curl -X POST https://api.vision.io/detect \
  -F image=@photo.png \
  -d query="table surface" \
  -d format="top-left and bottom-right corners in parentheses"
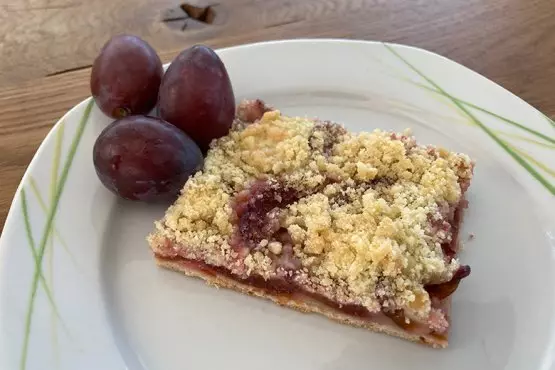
top-left (1, 0), bottom-right (555, 231)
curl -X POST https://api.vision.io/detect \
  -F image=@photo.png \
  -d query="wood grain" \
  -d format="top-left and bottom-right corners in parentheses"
top-left (1, 0), bottom-right (555, 231)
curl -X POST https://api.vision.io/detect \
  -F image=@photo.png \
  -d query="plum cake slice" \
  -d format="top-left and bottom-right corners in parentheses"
top-left (148, 100), bottom-right (474, 348)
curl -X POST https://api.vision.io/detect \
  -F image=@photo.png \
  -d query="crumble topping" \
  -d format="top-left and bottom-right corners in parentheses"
top-left (149, 108), bottom-right (473, 321)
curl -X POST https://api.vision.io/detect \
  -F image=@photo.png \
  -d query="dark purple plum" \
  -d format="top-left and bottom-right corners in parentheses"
top-left (158, 45), bottom-right (235, 151)
top-left (93, 115), bottom-right (203, 202)
top-left (91, 35), bottom-right (163, 118)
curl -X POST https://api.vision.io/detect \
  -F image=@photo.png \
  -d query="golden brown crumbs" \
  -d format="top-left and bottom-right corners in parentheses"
top-left (149, 108), bottom-right (473, 319)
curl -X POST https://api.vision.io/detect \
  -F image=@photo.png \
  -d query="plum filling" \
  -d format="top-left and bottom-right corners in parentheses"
top-left (236, 99), bottom-right (272, 123)
top-left (156, 254), bottom-right (448, 342)
top-left (232, 180), bottom-right (301, 250)
top-left (230, 180), bottom-right (306, 272)
top-left (425, 265), bottom-right (471, 300)
top-left (439, 198), bottom-right (468, 261)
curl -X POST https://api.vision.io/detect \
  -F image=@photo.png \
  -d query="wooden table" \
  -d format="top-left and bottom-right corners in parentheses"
top-left (1, 0), bottom-right (554, 231)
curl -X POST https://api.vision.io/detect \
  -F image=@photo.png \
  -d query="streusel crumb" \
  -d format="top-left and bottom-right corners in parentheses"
top-left (149, 109), bottom-right (473, 320)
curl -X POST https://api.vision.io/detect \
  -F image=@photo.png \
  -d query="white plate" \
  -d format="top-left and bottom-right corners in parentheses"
top-left (1, 39), bottom-right (554, 370)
